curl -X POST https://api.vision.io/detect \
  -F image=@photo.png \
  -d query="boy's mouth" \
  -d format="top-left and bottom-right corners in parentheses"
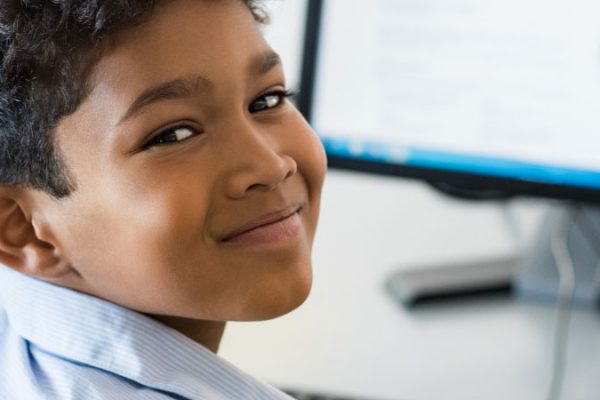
top-left (220, 204), bottom-right (303, 246)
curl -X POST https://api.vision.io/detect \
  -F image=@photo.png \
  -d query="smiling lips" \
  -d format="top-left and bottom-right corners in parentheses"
top-left (221, 205), bottom-right (302, 246)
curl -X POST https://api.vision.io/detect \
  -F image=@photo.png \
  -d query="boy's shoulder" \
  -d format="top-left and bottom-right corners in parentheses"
top-left (0, 266), bottom-right (291, 400)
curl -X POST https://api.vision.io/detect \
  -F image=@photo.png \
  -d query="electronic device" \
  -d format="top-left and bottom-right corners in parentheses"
top-left (297, 0), bottom-right (600, 304)
top-left (298, 0), bottom-right (600, 204)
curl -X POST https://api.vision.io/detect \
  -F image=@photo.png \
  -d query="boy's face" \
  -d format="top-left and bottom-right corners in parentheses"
top-left (37, 0), bottom-right (326, 321)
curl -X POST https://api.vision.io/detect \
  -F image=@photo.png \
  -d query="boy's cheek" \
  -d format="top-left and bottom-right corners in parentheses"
top-left (299, 128), bottom-right (328, 197)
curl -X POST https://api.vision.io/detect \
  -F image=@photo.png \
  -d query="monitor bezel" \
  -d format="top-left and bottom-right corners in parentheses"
top-left (297, 0), bottom-right (600, 205)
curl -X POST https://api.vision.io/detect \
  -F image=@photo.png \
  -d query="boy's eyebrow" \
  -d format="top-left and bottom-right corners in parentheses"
top-left (118, 50), bottom-right (281, 125)
top-left (118, 76), bottom-right (211, 124)
top-left (251, 50), bottom-right (281, 77)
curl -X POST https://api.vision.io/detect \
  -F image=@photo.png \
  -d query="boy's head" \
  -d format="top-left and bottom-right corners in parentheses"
top-left (0, 0), bottom-right (326, 322)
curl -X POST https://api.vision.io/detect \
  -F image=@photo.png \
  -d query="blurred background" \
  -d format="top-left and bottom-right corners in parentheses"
top-left (219, 1), bottom-right (600, 399)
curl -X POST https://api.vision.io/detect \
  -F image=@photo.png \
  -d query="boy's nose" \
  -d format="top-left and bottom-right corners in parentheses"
top-left (223, 126), bottom-right (298, 199)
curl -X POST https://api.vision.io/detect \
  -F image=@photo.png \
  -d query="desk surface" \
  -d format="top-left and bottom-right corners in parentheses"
top-left (220, 171), bottom-right (600, 400)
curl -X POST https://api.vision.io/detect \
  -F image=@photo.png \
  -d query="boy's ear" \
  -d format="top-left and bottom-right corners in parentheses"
top-left (0, 186), bottom-right (72, 280)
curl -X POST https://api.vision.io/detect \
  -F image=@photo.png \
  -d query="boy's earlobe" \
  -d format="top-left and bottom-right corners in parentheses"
top-left (0, 189), bottom-right (71, 279)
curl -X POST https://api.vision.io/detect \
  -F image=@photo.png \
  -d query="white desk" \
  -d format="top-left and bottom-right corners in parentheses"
top-left (220, 171), bottom-right (600, 400)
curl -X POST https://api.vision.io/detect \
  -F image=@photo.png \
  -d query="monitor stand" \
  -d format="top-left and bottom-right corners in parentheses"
top-left (385, 203), bottom-right (600, 307)
top-left (385, 254), bottom-right (518, 305)
top-left (515, 205), bottom-right (600, 307)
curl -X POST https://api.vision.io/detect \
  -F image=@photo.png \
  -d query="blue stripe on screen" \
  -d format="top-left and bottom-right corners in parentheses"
top-left (320, 136), bottom-right (600, 190)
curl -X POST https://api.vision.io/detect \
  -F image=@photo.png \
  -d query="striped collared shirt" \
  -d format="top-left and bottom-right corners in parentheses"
top-left (0, 265), bottom-right (291, 399)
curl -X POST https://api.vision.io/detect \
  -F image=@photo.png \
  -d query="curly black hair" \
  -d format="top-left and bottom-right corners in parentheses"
top-left (0, 0), bottom-right (265, 198)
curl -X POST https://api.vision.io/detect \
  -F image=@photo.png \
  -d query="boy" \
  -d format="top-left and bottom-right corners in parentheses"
top-left (0, 0), bottom-right (326, 398)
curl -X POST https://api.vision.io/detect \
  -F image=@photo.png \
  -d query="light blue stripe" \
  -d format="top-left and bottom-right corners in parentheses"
top-left (406, 147), bottom-right (600, 189)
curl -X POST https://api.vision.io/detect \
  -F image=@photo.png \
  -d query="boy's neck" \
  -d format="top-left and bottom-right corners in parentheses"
top-left (150, 315), bottom-right (226, 353)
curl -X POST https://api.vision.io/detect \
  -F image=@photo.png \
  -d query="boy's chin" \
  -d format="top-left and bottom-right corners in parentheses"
top-left (228, 274), bottom-right (314, 322)
top-left (231, 279), bottom-right (313, 322)
top-left (253, 290), bottom-right (311, 322)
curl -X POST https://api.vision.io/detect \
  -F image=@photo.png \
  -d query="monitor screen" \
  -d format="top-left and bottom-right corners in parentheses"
top-left (300, 0), bottom-right (600, 202)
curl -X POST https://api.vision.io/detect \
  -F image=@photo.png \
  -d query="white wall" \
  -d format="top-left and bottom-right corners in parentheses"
top-left (261, 0), bottom-right (308, 90)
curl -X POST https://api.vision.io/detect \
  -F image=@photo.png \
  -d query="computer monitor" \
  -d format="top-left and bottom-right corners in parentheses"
top-left (298, 0), bottom-right (600, 204)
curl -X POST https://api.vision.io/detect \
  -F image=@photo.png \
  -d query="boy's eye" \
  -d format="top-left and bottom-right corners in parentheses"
top-left (143, 125), bottom-right (199, 149)
top-left (248, 90), bottom-right (295, 113)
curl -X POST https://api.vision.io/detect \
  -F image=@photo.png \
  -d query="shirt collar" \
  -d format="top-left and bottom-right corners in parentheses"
top-left (0, 265), bottom-right (288, 399)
